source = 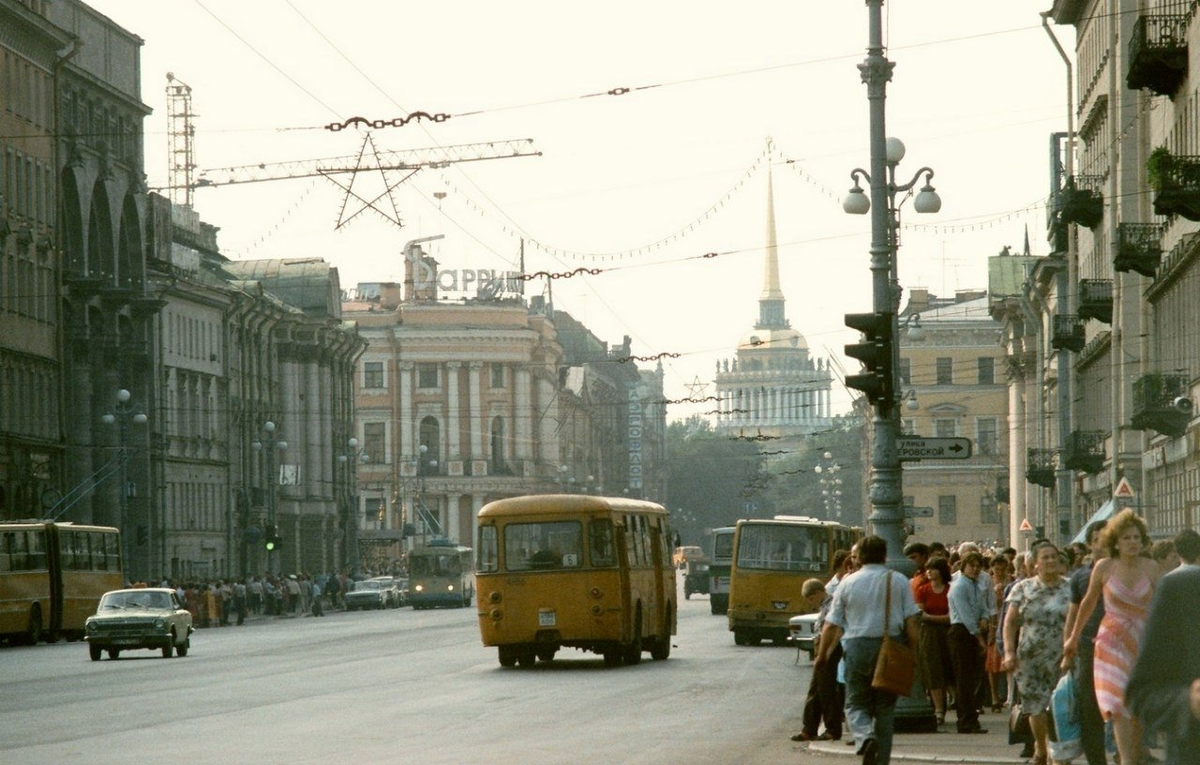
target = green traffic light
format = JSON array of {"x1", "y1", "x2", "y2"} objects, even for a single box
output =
[{"x1": 265, "y1": 539, "x2": 276, "y2": 551}]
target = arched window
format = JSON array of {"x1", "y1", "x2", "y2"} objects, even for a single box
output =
[{"x1": 419, "y1": 416, "x2": 440, "y2": 475}]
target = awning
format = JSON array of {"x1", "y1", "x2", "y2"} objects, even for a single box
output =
[{"x1": 1070, "y1": 499, "x2": 1115, "y2": 545}]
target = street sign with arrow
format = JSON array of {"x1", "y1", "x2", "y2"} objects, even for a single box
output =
[{"x1": 896, "y1": 436, "x2": 973, "y2": 461}]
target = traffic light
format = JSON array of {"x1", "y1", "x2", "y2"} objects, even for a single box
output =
[
  {"x1": 264, "y1": 525, "x2": 279, "y2": 552},
  {"x1": 844, "y1": 312, "x2": 894, "y2": 405}
]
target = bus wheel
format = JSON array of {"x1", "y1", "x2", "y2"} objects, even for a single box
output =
[
  {"x1": 622, "y1": 612, "x2": 643, "y2": 666},
  {"x1": 24, "y1": 605, "x2": 42, "y2": 646},
  {"x1": 536, "y1": 647, "x2": 557, "y2": 662},
  {"x1": 516, "y1": 650, "x2": 536, "y2": 668},
  {"x1": 498, "y1": 646, "x2": 518, "y2": 667},
  {"x1": 602, "y1": 648, "x2": 622, "y2": 667},
  {"x1": 89, "y1": 643, "x2": 102, "y2": 661},
  {"x1": 650, "y1": 607, "x2": 672, "y2": 660},
  {"x1": 162, "y1": 631, "x2": 175, "y2": 658},
  {"x1": 733, "y1": 629, "x2": 750, "y2": 646}
]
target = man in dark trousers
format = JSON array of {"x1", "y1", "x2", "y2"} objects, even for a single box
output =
[
  {"x1": 793, "y1": 548, "x2": 855, "y2": 742},
  {"x1": 947, "y1": 550, "x2": 989, "y2": 734},
  {"x1": 1065, "y1": 520, "x2": 1108, "y2": 765},
  {"x1": 1126, "y1": 548, "x2": 1200, "y2": 765}
]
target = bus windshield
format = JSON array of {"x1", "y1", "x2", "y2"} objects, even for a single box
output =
[
  {"x1": 410, "y1": 553, "x2": 463, "y2": 577},
  {"x1": 504, "y1": 521, "x2": 582, "y2": 571},
  {"x1": 713, "y1": 531, "x2": 734, "y2": 561},
  {"x1": 736, "y1": 524, "x2": 828, "y2": 571}
]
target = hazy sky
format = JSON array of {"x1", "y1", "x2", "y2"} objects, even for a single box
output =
[{"x1": 86, "y1": 1, "x2": 1070, "y2": 419}]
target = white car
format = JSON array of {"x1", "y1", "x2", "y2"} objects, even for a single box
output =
[
  {"x1": 344, "y1": 579, "x2": 390, "y2": 610},
  {"x1": 787, "y1": 613, "x2": 820, "y2": 660}
]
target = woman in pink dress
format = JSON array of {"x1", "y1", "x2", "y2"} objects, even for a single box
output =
[{"x1": 1063, "y1": 508, "x2": 1161, "y2": 765}]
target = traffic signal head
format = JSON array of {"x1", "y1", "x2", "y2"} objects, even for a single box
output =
[
  {"x1": 844, "y1": 312, "x2": 894, "y2": 405},
  {"x1": 264, "y1": 525, "x2": 279, "y2": 552}
]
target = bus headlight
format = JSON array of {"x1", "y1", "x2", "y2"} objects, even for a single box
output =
[
  {"x1": 591, "y1": 604, "x2": 602, "y2": 615},
  {"x1": 489, "y1": 591, "x2": 502, "y2": 604},
  {"x1": 590, "y1": 587, "x2": 603, "y2": 600},
  {"x1": 447, "y1": 585, "x2": 455, "y2": 592},
  {"x1": 490, "y1": 609, "x2": 502, "y2": 621},
  {"x1": 414, "y1": 584, "x2": 424, "y2": 592}
]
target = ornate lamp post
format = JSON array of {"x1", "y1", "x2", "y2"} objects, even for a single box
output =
[
  {"x1": 338, "y1": 437, "x2": 370, "y2": 575},
  {"x1": 842, "y1": 0, "x2": 941, "y2": 570},
  {"x1": 814, "y1": 451, "x2": 843, "y2": 523},
  {"x1": 251, "y1": 421, "x2": 287, "y2": 574},
  {"x1": 101, "y1": 388, "x2": 147, "y2": 582}
]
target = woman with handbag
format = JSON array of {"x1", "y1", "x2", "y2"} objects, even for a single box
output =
[{"x1": 1003, "y1": 541, "x2": 1072, "y2": 765}]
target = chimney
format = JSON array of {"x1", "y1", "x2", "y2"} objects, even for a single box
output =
[
  {"x1": 907, "y1": 288, "x2": 930, "y2": 315},
  {"x1": 379, "y1": 283, "x2": 401, "y2": 310}
]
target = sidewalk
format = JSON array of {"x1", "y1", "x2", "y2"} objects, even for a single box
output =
[{"x1": 804, "y1": 706, "x2": 1028, "y2": 764}]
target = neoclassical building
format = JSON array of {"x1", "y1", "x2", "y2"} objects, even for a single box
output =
[{"x1": 714, "y1": 168, "x2": 833, "y2": 437}]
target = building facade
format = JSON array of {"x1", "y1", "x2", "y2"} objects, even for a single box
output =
[
  {"x1": 899, "y1": 289, "x2": 1010, "y2": 546},
  {"x1": 714, "y1": 168, "x2": 833, "y2": 438}
]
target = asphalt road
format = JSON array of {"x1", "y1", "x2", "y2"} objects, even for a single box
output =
[{"x1": 0, "y1": 584, "x2": 809, "y2": 765}]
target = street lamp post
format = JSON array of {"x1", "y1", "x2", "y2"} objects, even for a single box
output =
[
  {"x1": 338, "y1": 437, "x2": 370, "y2": 575},
  {"x1": 101, "y1": 389, "x2": 147, "y2": 583},
  {"x1": 843, "y1": 0, "x2": 941, "y2": 571},
  {"x1": 814, "y1": 451, "x2": 843, "y2": 523},
  {"x1": 251, "y1": 421, "x2": 287, "y2": 574}
]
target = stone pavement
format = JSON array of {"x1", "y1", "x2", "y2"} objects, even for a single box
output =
[{"x1": 802, "y1": 706, "x2": 1029, "y2": 764}]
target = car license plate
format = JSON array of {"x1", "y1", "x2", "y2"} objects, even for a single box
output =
[
  {"x1": 538, "y1": 610, "x2": 556, "y2": 627},
  {"x1": 114, "y1": 637, "x2": 140, "y2": 644}
]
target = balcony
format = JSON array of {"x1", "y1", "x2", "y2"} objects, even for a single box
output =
[
  {"x1": 1063, "y1": 430, "x2": 1106, "y2": 475},
  {"x1": 1132, "y1": 372, "x2": 1193, "y2": 438},
  {"x1": 1078, "y1": 279, "x2": 1114, "y2": 324},
  {"x1": 1115, "y1": 223, "x2": 1165, "y2": 277},
  {"x1": 1057, "y1": 175, "x2": 1104, "y2": 229},
  {"x1": 1149, "y1": 150, "x2": 1200, "y2": 221},
  {"x1": 1127, "y1": 14, "x2": 1189, "y2": 98},
  {"x1": 1051, "y1": 314, "x2": 1086, "y2": 353},
  {"x1": 1025, "y1": 448, "x2": 1057, "y2": 489}
]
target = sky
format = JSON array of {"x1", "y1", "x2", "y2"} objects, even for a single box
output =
[{"x1": 86, "y1": 0, "x2": 1071, "y2": 421}]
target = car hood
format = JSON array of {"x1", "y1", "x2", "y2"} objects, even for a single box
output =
[{"x1": 88, "y1": 608, "x2": 178, "y2": 621}]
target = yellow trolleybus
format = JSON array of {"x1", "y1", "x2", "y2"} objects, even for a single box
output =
[
  {"x1": 0, "y1": 521, "x2": 122, "y2": 644},
  {"x1": 727, "y1": 516, "x2": 858, "y2": 646},
  {"x1": 476, "y1": 494, "x2": 676, "y2": 668}
]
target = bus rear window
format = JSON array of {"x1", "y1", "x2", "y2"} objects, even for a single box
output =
[
  {"x1": 737, "y1": 525, "x2": 827, "y2": 571},
  {"x1": 477, "y1": 526, "x2": 498, "y2": 573},
  {"x1": 504, "y1": 521, "x2": 582, "y2": 571},
  {"x1": 713, "y1": 533, "x2": 734, "y2": 561}
]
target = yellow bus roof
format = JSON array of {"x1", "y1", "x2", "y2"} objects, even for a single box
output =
[{"x1": 478, "y1": 494, "x2": 667, "y2": 519}]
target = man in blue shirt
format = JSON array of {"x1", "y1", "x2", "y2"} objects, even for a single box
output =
[
  {"x1": 948, "y1": 550, "x2": 990, "y2": 734},
  {"x1": 818, "y1": 536, "x2": 919, "y2": 765}
]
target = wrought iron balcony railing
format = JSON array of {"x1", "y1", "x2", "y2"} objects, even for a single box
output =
[
  {"x1": 1150, "y1": 152, "x2": 1200, "y2": 221},
  {"x1": 1132, "y1": 372, "x2": 1193, "y2": 438},
  {"x1": 1057, "y1": 175, "x2": 1104, "y2": 229},
  {"x1": 1052, "y1": 314, "x2": 1086, "y2": 353},
  {"x1": 1078, "y1": 279, "x2": 1114, "y2": 324},
  {"x1": 1127, "y1": 14, "x2": 1189, "y2": 98},
  {"x1": 1025, "y1": 448, "x2": 1057, "y2": 489},
  {"x1": 1063, "y1": 430, "x2": 1106, "y2": 474},
  {"x1": 1116, "y1": 223, "x2": 1165, "y2": 278}
]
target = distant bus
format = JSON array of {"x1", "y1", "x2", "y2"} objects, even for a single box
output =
[
  {"x1": 476, "y1": 494, "x2": 676, "y2": 668},
  {"x1": 727, "y1": 516, "x2": 858, "y2": 646},
  {"x1": 708, "y1": 526, "x2": 736, "y2": 615},
  {"x1": 408, "y1": 540, "x2": 474, "y2": 609},
  {"x1": 0, "y1": 521, "x2": 123, "y2": 644}
]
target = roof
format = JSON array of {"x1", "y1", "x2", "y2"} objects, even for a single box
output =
[
  {"x1": 921, "y1": 295, "x2": 994, "y2": 322},
  {"x1": 224, "y1": 259, "x2": 342, "y2": 319},
  {"x1": 478, "y1": 494, "x2": 667, "y2": 518},
  {"x1": 988, "y1": 253, "x2": 1039, "y2": 298}
]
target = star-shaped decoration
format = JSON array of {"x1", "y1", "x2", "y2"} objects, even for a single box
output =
[
  {"x1": 321, "y1": 133, "x2": 415, "y2": 230},
  {"x1": 685, "y1": 376, "x2": 710, "y2": 399}
]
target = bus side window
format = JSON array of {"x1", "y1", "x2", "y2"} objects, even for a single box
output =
[
  {"x1": 0, "y1": 532, "x2": 10, "y2": 572},
  {"x1": 30, "y1": 530, "x2": 47, "y2": 571},
  {"x1": 477, "y1": 526, "x2": 498, "y2": 573},
  {"x1": 60, "y1": 530, "x2": 76, "y2": 571},
  {"x1": 91, "y1": 532, "x2": 107, "y2": 571}
]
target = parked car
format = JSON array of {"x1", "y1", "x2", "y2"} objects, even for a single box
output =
[
  {"x1": 85, "y1": 588, "x2": 193, "y2": 661},
  {"x1": 344, "y1": 579, "x2": 390, "y2": 610},
  {"x1": 369, "y1": 576, "x2": 402, "y2": 609},
  {"x1": 787, "y1": 612, "x2": 820, "y2": 660}
]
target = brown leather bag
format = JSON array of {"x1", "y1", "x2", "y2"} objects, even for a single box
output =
[{"x1": 871, "y1": 571, "x2": 915, "y2": 696}]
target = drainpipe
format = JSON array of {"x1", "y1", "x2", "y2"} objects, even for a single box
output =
[{"x1": 1042, "y1": 13, "x2": 1076, "y2": 544}]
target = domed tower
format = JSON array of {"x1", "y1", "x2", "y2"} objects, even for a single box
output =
[{"x1": 714, "y1": 162, "x2": 832, "y2": 438}]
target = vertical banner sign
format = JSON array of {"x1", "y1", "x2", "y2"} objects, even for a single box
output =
[{"x1": 628, "y1": 384, "x2": 643, "y2": 492}]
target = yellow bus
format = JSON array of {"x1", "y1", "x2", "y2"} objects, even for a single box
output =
[
  {"x1": 408, "y1": 540, "x2": 474, "y2": 609},
  {"x1": 475, "y1": 494, "x2": 676, "y2": 668},
  {"x1": 727, "y1": 516, "x2": 858, "y2": 646},
  {"x1": 0, "y1": 521, "x2": 123, "y2": 644}
]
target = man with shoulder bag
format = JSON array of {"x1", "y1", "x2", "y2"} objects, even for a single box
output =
[{"x1": 818, "y1": 535, "x2": 920, "y2": 765}]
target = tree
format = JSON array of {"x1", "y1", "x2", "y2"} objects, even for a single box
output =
[{"x1": 665, "y1": 417, "x2": 762, "y2": 545}]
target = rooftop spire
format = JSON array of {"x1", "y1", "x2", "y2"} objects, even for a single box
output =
[{"x1": 757, "y1": 140, "x2": 787, "y2": 329}]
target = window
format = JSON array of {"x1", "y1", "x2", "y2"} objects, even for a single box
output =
[
  {"x1": 978, "y1": 357, "x2": 995, "y2": 385},
  {"x1": 490, "y1": 364, "x2": 505, "y2": 388},
  {"x1": 899, "y1": 358, "x2": 911, "y2": 385},
  {"x1": 935, "y1": 418, "x2": 956, "y2": 438},
  {"x1": 589, "y1": 518, "x2": 615, "y2": 567},
  {"x1": 476, "y1": 526, "x2": 498, "y2": 573},
  {"x1": 936, "y1": 357, "x2": 953, "y2": 385},
  {"x1": 980, "y1": 495, "x2": 1000, "y2": 525},
  {"x1": 417, "y1": 363, "x2": 438, "y2": 388},
  {"x1": 362, "y1": 422, "x2": 386, "y2": 463},
  {"x1": 901, "y1": 418, "x2": 916, "y2": 436},
  {"x1": 363, "y1": 361, "x2": 384, "y2": 389},
  {"x1": 938, "y1": 495, "x2": 957, "y2": 526},
  {"x1": 977, "y1": 418, "x2": 998, "y2": 456},
  {"x1": 503, "y1": 521, "x2": 582, "y2": 571},
  {"x1": 735, "y1": 524, "x2": 827, "y2": 571}
]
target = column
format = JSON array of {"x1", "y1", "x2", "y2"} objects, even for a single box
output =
[
  {"x1": 468, "y1": 362, "x2": 484, "y2": 461},
  {"x1": 446, "y1": 362, "x2": 461, "y2": 459},
  {"x1": 515, "y1": 368, "x2": 533, "y2": 462},
  {"x1": 306, "y1": 361, "x2": 321, "y2": 499},
  {"x1": 399, "y1": 362, "x2": 414, "y2": 461},
  {"x1": 537, "y1": 375, "x2": 558, "y2": 465},
  {"x1": 446, "y1": 494, "x2": 461, "y2": 543}
]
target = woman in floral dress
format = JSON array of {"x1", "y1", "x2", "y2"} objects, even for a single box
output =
[{"x1": 1003, "y1": 542, "x2": 1072, "y2": 765}]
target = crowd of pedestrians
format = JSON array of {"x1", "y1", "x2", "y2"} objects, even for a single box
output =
[{"x1": 793, "y1": 510, "x2": 1200, "y2": 765}]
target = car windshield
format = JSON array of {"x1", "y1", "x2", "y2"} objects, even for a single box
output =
[
  {"x1": 355, "y1": 581, "x2": 382, "y2": 591},
  {"x1": 100, "y1": 591, "x2": 171, "y2": 610}
]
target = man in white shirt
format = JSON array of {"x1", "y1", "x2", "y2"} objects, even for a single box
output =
[{"x1": 818, "y1": 536, "x2": 919, "y2": 765}]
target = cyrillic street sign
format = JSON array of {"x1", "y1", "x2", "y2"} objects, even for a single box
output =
[
  {"x1": 896, "y1": 436, "x2": 973, "y2": 461},
  {"x1": 904, "y1": 506, "x2": 934, "y2": 518}
]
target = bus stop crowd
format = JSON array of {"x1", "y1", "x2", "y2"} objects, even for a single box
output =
[{"x1": 795, "y1": 510, "x2": 1200, "y2": 765}]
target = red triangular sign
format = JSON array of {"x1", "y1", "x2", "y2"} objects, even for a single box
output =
[
  {"x1": 1113, "y1": 477, "x2": 1135, "y2": 499},
  {"x1": 1019, "y1": 518, "x2": 1033, "y2": 532}
]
